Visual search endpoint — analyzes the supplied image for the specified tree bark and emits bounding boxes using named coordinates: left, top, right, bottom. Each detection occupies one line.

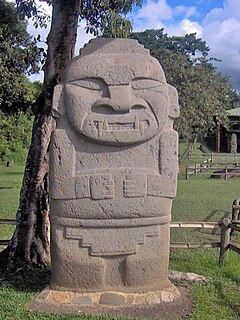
left=0, top=0, right=81, bottom=270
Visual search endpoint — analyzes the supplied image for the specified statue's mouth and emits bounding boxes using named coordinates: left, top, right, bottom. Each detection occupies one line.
left=81, top=109, right=158, bottom=145
left=93, top=117, right=149, bottom=137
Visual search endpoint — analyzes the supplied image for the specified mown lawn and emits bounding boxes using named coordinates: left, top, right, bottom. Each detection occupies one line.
left=0, top=145, right=240, bottom=319
left=0, top=165, right=23, bottom=246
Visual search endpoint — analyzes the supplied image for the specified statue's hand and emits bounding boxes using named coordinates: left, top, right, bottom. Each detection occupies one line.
left=123, top=174, right=147, bottom=198
left=90, top=175, right=114, bottom=199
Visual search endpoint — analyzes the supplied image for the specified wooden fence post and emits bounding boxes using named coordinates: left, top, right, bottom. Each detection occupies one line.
left=219, top=218, right=231, bottom=263
left=185, top=166, right=189, bottom=180
left=225, top=167, right=228, bottom=180
left=194, top=164, right=197, bottom=176
left=187, top=149, right=192, bottom=160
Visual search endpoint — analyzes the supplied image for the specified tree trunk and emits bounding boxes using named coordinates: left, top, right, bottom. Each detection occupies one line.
left=0, top=0, right=81, bottom=270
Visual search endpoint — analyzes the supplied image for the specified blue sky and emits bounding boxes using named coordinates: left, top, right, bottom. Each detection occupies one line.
left=29, top=0, right=240, bottom=90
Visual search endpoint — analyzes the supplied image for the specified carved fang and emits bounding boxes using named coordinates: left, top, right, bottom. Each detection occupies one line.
left=134, top=116, right=139, bottom=130
left=98, top=122, right=103, bottom=137
left=103, top=118, right=108, bottom=130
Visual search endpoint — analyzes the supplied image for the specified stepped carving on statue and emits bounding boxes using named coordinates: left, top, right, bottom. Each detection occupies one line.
left=35, top=38, right=180, bottom=307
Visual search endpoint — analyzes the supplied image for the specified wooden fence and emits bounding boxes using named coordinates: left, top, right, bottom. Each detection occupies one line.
left=185, top=154, right=240, bottom=180
left=185, top=157, right=212, bottom=179
left=185, top=165, right=240, bottom=180
left=1, top=216, right=239, bottom=263
left=189, top=153, right=240, bottom=163
left=170, top=219, right=240, bottom=262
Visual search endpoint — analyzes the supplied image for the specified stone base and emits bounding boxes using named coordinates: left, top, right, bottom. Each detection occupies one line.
left=29, top=284, right=180, bottom=312
left=28, top=285, right=194, bottom=319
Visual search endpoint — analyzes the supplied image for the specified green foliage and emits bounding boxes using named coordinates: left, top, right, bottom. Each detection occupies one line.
left=101, top=13, right=133, bottom=38
left=131, top=29, right=240, bottom=138
left=0, top=111, right=33, bottom=163
left=21, top=80, right=42, bottom=108
left=131, top=28, right=210, bottom=58
left=82, top=0, right=141, bottom=36
left=0, top=0, right=42, bottom=114
left=16, top=0, right=142, bottom=38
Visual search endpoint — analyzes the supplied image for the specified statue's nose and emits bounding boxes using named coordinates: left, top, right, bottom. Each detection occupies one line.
left=93, top=85, right=147, bottom=113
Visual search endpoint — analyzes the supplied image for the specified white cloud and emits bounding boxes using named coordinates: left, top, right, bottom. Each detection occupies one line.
left=202, top=0, right=240, bottom=89
left=75, top=22, right=95, bottom=55
left=173, top=5, right=198, bottom=19
left=178, top=19, right=203, bottom=36
left=133, top=0, right=172, bottom=30
left=163, top=19, right=202, bottom=37
left=132, top=1, right=201, bottom=35
left=132, top=0, right=202, bottom=38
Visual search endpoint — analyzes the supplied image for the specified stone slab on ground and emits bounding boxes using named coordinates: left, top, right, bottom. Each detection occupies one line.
left=28, top=287, right=192, bottom=319
left=168, top=270, right=211, bottom=283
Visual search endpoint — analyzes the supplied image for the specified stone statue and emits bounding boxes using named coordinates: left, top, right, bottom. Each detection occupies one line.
left=49, top=38, right=180, bottom=305
left=230, top=133, right=237, bottom=154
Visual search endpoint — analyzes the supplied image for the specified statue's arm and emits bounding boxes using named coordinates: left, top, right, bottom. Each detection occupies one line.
left=49, top=129, right=76, bottom=199
left=159, top=130, right=179, bottom=198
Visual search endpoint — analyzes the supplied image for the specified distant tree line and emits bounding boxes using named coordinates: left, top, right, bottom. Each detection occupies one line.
left=0, top=0, right=42, bottom=161
left=0, top=0, right=42, bottom=114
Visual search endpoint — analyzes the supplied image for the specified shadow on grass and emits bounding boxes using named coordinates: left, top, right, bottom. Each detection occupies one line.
left=0, top=171, right=24, bottom=176
left=0, top=267, right=51, bottom=293
left=204, top=209, right=230, bottom=222
left=192, top=210, right=230, bottom=238
left=0, top=187, right=14, bottom=190
left=214, top=280, right=240, bottom=317
left=223, top=268, right=240, bottom=286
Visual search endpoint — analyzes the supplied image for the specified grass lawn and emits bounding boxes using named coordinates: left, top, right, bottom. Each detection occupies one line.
left=0, top=145, right=240, bottom=319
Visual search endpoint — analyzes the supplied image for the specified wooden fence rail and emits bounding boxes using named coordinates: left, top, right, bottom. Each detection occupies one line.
left=189, top=153, right=240, bottom=161
left=186, top=165, right=240, bottom=180
left=0, top=218, right=239, bottom=262
left=170, top=242, right=220, bottom=249
left=229, top=244, right=240, bottom=254
left=0, top=219, right=16, bottom=225
left=185, top=152, right=240, bottom=180
left=170, top=218, right=240, bottom=263
left=170, top=221, right=220, bottom=229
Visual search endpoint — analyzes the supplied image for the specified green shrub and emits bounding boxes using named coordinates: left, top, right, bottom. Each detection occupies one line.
left=0, top=111, right=33, bottom=164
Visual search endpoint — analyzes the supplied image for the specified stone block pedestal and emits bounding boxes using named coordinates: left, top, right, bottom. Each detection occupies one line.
left=29, top=284, right=181, bottom=314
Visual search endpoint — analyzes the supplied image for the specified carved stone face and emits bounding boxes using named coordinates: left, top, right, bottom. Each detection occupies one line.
left=64, top=53, right=169, bottom=146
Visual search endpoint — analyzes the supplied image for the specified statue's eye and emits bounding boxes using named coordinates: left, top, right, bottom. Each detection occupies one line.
left=70, top=79, right=102, bottom=90
left=132, top=79, right=163, bottom=90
